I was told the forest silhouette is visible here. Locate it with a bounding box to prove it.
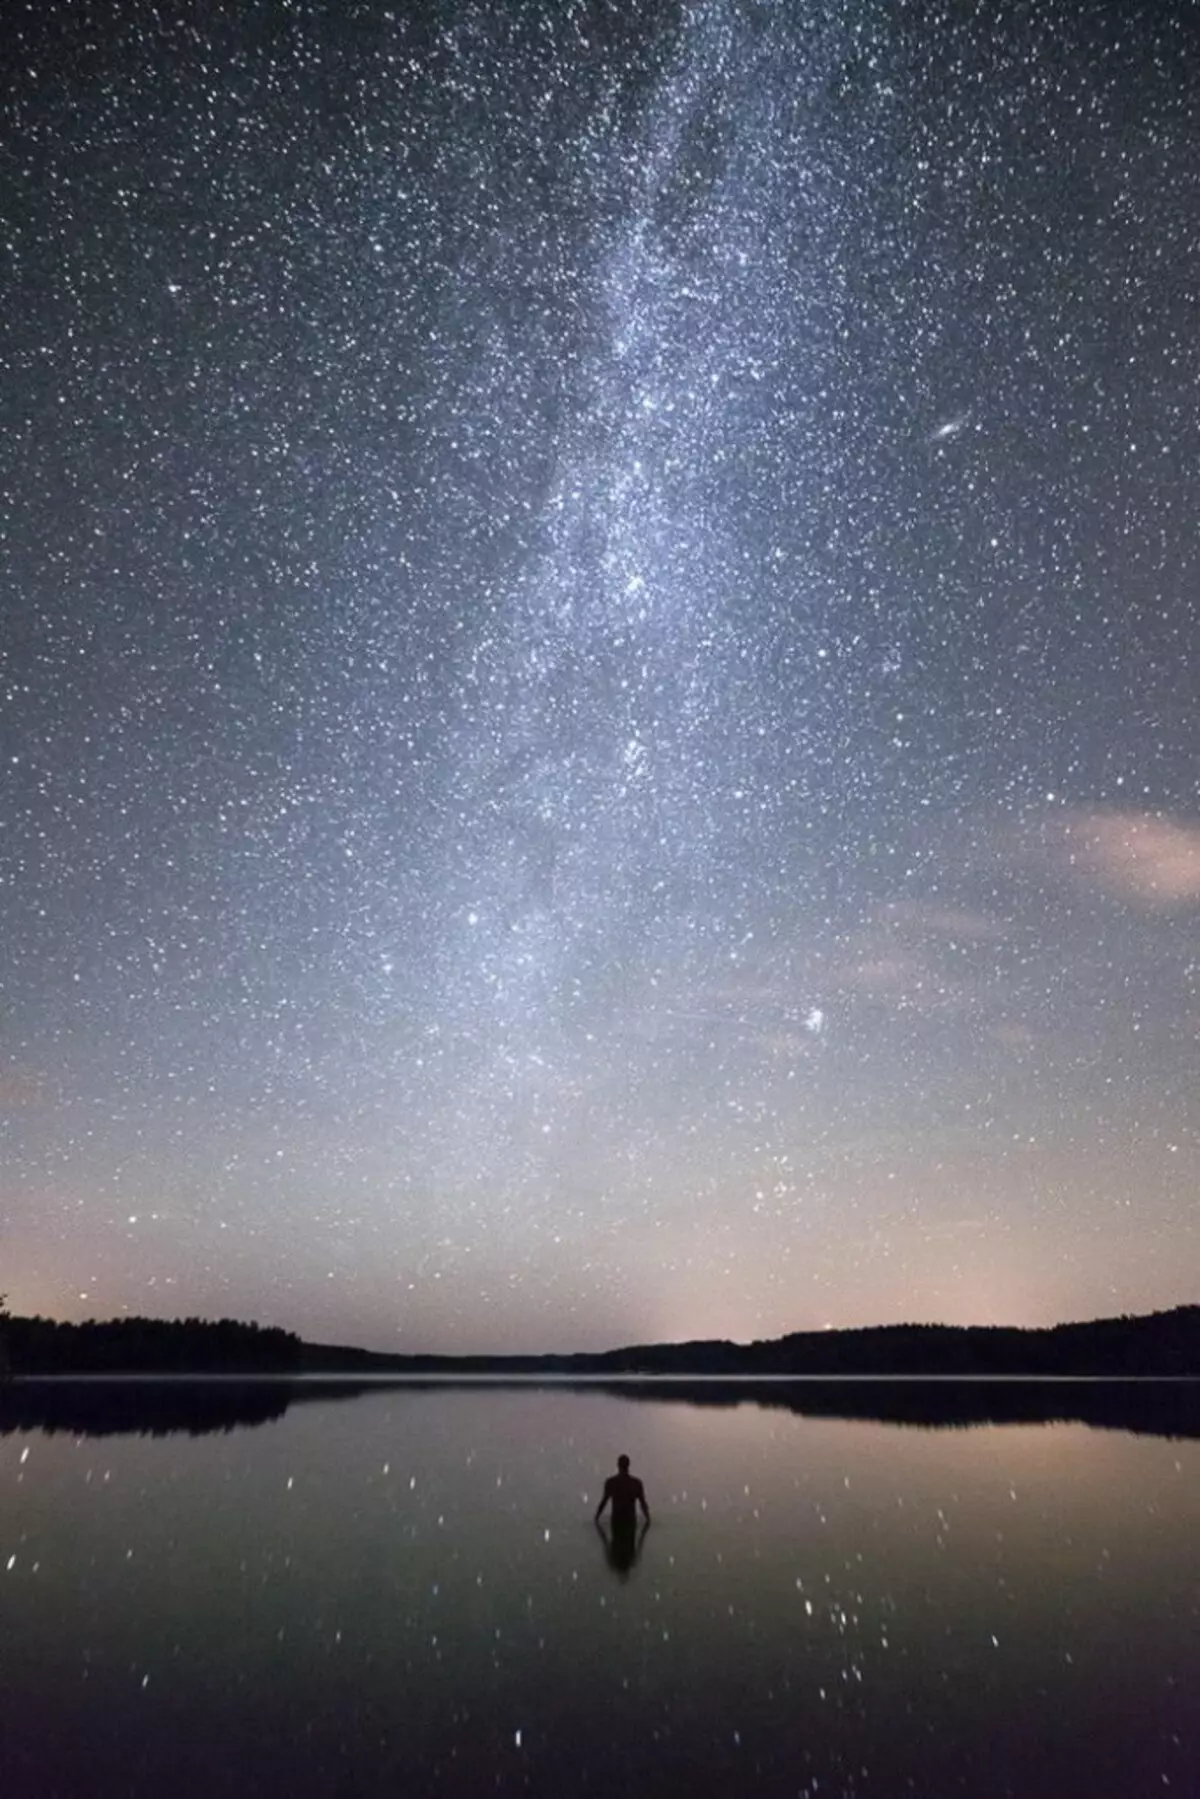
[0,1309,302,1375]
[1,1299,1198,1377]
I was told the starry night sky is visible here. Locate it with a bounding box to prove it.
[2,0,1198,1351]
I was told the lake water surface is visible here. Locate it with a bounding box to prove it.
[2,1380,1198,1797]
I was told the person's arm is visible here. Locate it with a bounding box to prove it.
[594,1483,610,1524]
[638,1482,651,1524]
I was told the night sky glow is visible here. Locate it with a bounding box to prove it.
[3,1,1198,1351]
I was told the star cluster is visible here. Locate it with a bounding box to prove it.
[2,0,1197,1348]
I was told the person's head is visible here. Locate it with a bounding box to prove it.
[617,1454,630,1472]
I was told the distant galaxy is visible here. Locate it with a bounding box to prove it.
[1,1,1197,1349]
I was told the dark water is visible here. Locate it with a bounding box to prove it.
[2,1381,1198,1798]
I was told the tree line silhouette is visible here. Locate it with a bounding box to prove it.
[0,1309,302,1375]
[0,1299,1197,1377]
[292,1305,1200,1377]
[578,1307,1200,1376]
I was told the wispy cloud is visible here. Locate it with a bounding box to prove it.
[879,900,1007,943]
[827,894,1008,1016]
[1059,809,1200,909]
[991,1020,1037,1051]
[0,1064,55,1112]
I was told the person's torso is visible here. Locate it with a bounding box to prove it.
[607,1473,642,1516]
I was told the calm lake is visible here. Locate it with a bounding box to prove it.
[2,1379,1198,1797]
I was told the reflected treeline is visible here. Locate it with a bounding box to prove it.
[596,1377,1200,1441]
[0,1379,296,1438]
[3,1375,1197,1444]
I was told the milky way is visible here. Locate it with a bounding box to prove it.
[2,1,1198,1348]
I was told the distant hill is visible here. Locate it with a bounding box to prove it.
[301,1304,1200,1378]
[2,1303,1198,1377]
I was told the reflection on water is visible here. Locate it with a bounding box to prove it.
[5,1375,1199,1442]
[0,1378,295,1438]
[1,1383,1198,1796]
[596,1515,651,1580]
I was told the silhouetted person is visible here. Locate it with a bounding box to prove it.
[594,1454,650,1530]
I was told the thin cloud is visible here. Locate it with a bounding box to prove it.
[880,900,1007,942]
[830,949,970,1014]
[838,953,922,995]
[0,1064,55,1112]
[1061,809,1200,909]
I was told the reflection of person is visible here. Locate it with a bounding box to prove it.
[594,1454,651,1529]
[597,1513,649,1576]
